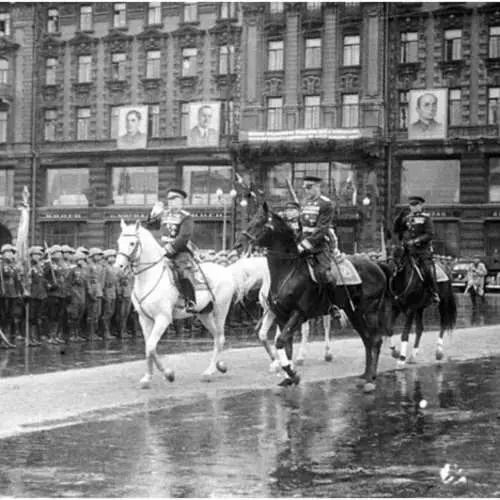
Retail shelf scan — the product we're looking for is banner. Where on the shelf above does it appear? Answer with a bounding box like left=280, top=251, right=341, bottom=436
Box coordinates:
left=117, top=106, right=149, bottom=150
left=408, top=89, right=448, bottom=140
left=187, top=101, right=221, bottom=147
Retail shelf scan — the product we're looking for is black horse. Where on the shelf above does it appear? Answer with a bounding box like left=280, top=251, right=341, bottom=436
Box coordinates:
left=238, top=203, right=389, bottom=393
left=382, top=244, right=457, bottom=366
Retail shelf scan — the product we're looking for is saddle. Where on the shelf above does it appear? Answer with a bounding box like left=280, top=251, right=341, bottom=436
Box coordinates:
left=305, top=252, right=362, bottom=286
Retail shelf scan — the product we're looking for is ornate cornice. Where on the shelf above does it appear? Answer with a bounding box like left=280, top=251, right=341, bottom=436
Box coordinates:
left=136, top=26, right=166, bottom=51
left=39, top=35, right=64, bottom=58
left=69, top=32, right=98, bottom=55
left=0, top=37, right=20, bottom=56
left=208, top=24, right=242, bottom=46
left=172, top=24, right=204, bottom=49
left=103, top=29, right=133, bottom=52
left=434, top=4, right=471, bottom=30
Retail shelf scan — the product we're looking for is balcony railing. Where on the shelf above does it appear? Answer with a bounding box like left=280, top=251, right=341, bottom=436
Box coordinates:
left=393, top=124, right=500, bottom=141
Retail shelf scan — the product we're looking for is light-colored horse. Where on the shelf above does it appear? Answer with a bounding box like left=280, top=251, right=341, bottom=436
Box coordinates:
left=230, top=256, right=335, bottom=370
left=115, top=220, right=242, bottom=388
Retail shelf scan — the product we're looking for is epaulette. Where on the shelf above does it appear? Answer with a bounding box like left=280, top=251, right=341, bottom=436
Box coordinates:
left=320, top=195, right=331, bottom=202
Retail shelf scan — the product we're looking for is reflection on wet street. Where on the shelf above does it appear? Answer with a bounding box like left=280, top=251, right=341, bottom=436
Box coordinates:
left=0, top=292, right=498, bottom=378
left=1, top=356, right=499, bottom=497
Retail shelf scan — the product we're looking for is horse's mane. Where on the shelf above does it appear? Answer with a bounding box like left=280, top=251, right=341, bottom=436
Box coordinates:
left=268, top=211, right=297, bottom=248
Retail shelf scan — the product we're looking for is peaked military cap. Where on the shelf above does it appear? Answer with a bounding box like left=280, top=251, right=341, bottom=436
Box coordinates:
left=103, top=249, right=117, bottom=258
left=302, top=176, right=322, bottom=183
left=408, top=196, right=425, bottom=205
left=88, top=247, right=103, bottom=257
left=167, top=188, right=188, bottom=199
left=76, top=246, right=89, bottom=255
left=0, top=243, right=16, bottom=253
left=285, top=201, right=300, bottom=210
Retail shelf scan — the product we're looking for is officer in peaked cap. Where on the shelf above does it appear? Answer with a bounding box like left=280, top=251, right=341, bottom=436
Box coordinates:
left=393, top=194, right=440, bottom=303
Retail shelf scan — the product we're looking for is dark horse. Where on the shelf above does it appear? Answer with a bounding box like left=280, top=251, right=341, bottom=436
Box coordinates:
left=238, top=203, right=389, bottom=393
left=381, top=244, right=457, bottom=366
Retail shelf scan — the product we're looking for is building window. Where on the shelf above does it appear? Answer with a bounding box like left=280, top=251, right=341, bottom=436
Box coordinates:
left=401, top=159, right=460, bottom=204
left=43, top=222, right=85, bottom=248
left=47, top=168, right=90, bottom=206
left=76, top=107, right=91, bottom=140
left=267, top=97, right=283, bottom=130
left=44, top=110, right=57, bottom=141
left=182, top=48, right=197, bottom=77
left=180, top=102, right=190, bottom=136
left=304, top=95, right=321, bottom=129
left=218, top=45, right=235, bottom=75
left=489, top=157, right=500, bottom=202
left=146, top=50, right=161, bottom=79
left=341, top=94, right=359, bottom=127
left=110, top=106, right=120, bottom=139
left=305, top=38, right=322, bottom=69
left=489, top=26, right=500, bottom=59
left=80, top=5, right=93, bottom=32
left=268, top=40, right=284, bottom=71
left=444, top=29, right=462, bottom=61
left=183, top=3, right=197, bottom=23
left=78, top=55, right=92, bottom=83
left=400, top=32, right=418, bottom=63
left=111, top=53, right=126, bottom=80
left=488, top=87, right=500, bottom=124
left=220, top=2, right=237, bottom=19
left=148, top=2, right=162, bottom=25
left=221, top=100, right=234, bottom=136
left=269, top=3, right=284, bottom=14
left=0, top=58, right=8, bottom=84
left=307, top=2, right=322, bottom=11
left=112, top=166, right=158, bottom=206
left=448, top=89, right=461, bottom=126
left=399, top=90, right=409, bottom=129
left=0, top=13, right=10, bottom=37
left=113, top=3, right=126, bottom=28
left=45, top=57, right=57, bottom=85
left=343, top=35, right=360, bottom=66
left=0, top=110, right=7, bottom=142
left=148, top=104, right=160, bottom=137
left=47, top=8, right=60, bottom=33
left=0, top=169, right=13, bottom=206
left=183, top=165, right=232, bottom=205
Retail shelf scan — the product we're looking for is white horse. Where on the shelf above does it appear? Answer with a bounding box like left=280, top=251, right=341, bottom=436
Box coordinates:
left=229, top=256, right=334, bottom=370
left=115, top=220, right=242, bottom=388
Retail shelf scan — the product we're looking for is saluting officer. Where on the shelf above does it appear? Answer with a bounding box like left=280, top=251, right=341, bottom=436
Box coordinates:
left=145, top=188, right=198, bottom=313
left=393, top=195, right=440, bottom=303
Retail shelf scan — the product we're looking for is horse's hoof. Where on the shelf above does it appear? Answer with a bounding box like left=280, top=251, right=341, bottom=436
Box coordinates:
left=295, top=357, right=305, bottom=366
left=201, top=372, right=214, bottom=382
left=436, top=346, right=444, bottom=361
left=363, top=382, right=376, bottom=393
left=356, top=378, right=366, bottom=388
left=216, top=361, right=228, bottom=373
left=396, top=360, right=405, bottom=370
left=324, top=352, right=333, bottom=362
left=269, top=360, right=281, bottom=374
left=139, top=376, right=151, bottom=389
left=164, top=369, right=175, bottom=383
left=391, top=348, right=400, bottom=359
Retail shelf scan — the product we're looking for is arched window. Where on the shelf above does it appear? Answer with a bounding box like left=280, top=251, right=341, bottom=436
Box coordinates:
left=0, top=59, right=8, bottom=84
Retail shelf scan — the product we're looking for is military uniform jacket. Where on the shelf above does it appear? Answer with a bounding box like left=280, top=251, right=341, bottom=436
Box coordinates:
left=146, top=208, right=194, bottom=256
left=43, top=261, right=65, bottom=297
left=67, top=265, right=88, bottom=304
left=299, top=195, right=335, bottom=251
left=29, top=263, right=48, bottom=300
left=103, top=264, right=119, bottom=301
left=0, top=261, right=23, bottom=298
left=87, top=262, right=105, bottom=299
left=117, top=270, right=133, bottom=299
left=393, top=208, right=434, bottom=253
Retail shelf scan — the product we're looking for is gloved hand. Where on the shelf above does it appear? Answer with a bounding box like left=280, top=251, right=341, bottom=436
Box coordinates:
left=407, top=239, right=417, bottom=248
left=151, top=201, right=164, bottom=217
left=297, top=243, right=307, bottom=254
left=164, top=243, right=175, bottom=258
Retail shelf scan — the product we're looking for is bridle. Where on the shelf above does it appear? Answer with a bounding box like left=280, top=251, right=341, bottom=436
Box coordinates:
left=117, top=231, right=164, bottom=275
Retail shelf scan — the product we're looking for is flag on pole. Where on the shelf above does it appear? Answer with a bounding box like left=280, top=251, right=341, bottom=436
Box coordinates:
left=380, top=224, right=387, bottom=261
left=16, top=186, right=30, bottom=348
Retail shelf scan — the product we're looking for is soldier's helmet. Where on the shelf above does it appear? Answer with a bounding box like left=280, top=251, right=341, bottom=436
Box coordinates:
left=88, top=247, right=104, bottom=258
left=61, top=244, right=75, bottom=254
left=0, top=243, right=16, bottom=254
left=49, top=244, right=63, bottom=255
left=29, top=245, right=44, bottom=257
left=76, top=246, right=89, bottom=256
left=103, top=249, right=117, bottom=258
left=74, top=251, right=87, bottom=262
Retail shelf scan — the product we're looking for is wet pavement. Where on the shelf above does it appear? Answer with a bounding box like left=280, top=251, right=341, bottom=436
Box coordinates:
left=0, top=292, right=497, bottom=378
left=1, top=356, right=500, bottom=497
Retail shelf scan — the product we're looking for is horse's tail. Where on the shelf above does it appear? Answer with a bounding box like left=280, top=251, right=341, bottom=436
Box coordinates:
left=229, top=261, right=265, bottom=304
left=376, top=261, right=395, bottom=335
left=439, top=281, right=457, bottom=332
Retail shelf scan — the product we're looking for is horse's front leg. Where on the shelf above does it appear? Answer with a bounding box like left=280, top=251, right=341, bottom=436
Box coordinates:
left=275, top=310, right=302, bottom=387
left=323, top=314, right=333, bottom=362
left=257, top=309, right=279, bottom=372
left=408, top=309, right=424, bottom=364
left=296, top=320, right=310, bottom=366
left=146, top=313, right=173, bottom=386
left=397, top=311, right=414, bottom=368
left=389, top=305, right=401, bottom=359
left=137, top=314, right=154, bottom=389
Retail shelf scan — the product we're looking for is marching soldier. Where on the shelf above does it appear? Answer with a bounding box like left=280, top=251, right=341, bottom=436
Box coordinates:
left=102, top=249, right=119, bottom=339
left=393, top=195, right=440, bottom=303
left=44, top=244, right=66, bottom=344
left=87, top=247, right=105, bottom=340
left=28, top=245, right=47, bottom=346
left=67, top=250, right=88, bottom=342
left=0, top=244, right=25, bottom=346
left=145, top=187, right=198, bottom=312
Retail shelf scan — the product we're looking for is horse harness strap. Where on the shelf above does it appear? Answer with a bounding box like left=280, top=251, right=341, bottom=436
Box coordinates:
left=132, top=260, right=168, bottom=322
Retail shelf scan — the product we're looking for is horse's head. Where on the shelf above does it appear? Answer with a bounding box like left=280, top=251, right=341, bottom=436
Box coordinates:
left=115, top=219, right=143, bottom=271
left=237, top=202, right=296, bottom=253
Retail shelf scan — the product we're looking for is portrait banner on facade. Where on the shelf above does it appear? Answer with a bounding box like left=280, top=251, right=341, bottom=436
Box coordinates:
left=117, top=106, right=148, bottom=150
left=187, top=101, right=221, bottom=148
left=408, top=88, right=448, bottom=140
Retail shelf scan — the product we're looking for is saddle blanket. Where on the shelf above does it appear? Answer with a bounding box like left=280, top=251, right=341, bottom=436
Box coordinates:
left=435, top=262, right=449, bottom=283
left=307, top=253, right=362, bottom=286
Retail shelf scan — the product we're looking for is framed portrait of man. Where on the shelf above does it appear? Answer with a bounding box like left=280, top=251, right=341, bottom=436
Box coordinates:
left=117, top=106, right=148, bottom=150
left=408, top=89, right=447, bottom=140
left=187, top=101, right=221, bottom=147
left=268, top=162, right=292, bottom=199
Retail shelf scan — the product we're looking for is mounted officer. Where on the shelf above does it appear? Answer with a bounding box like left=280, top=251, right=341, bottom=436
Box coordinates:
left=145, top=187, right=198, bottom=313
left=296, top=176, right=337, bottom=300
left=393, top=195, right=440, bottom=304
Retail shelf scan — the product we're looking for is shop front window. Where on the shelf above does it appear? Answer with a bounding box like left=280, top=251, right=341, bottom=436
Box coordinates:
left=401, top=159, right=460, bottom=204
left=331, top=162, right=357, bottom=207
left=0, top=169, right=13, bottom=206
left=47, top=168, right=90, bottom=206
left=42, top=222, right=85, bottom=248
left=183, top=165, right=232, bottom=205
left=112, top=166, right=158, bottom=206
left=489, top=157, right=500, bottom=202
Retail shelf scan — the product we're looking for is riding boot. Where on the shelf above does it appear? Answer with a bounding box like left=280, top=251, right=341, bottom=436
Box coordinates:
left=326, top=282, right=343, bottom=320
left=429, top=263, right=440, bottom=304
left=181, top=279, right=197, bottom=313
